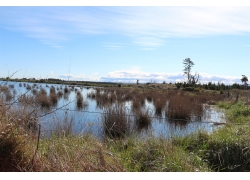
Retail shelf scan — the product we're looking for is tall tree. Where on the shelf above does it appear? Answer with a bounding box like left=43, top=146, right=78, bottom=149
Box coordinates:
left=183, top=58, right=194, bottom=81
left=183, top=58, right=199, bottom=85
left=241, top=75, right=248, bottom=89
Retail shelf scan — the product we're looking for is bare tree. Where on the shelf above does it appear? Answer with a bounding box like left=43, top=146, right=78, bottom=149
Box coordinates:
left=241, top=75, right=248, bottom=89
left=183, top=58, right=199, bottom=85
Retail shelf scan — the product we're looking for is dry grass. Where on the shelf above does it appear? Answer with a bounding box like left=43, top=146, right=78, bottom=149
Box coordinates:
left=102, top=103, right=132, bottom=139
left=134, top=109, right=152, bottom=130
left=0, top=93, right=124, bottom=172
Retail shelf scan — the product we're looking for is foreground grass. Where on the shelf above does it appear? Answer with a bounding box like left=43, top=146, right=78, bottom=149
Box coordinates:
left=173, top=101, right=250, bottom=171
left=1, top=97, right=250, bottom=171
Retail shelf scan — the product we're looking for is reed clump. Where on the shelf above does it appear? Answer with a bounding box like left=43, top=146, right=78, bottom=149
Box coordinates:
left=87, top=91, right=96, bottom=99
left=0, top=86, right=12, bottom=102
left=36, top=89, right=52, bottom=109
left=32, top=89, right=37, bottom=95
left=57, top=90, right=63, bottom=99
left=9, top=84, right=14, bottom=89
left=64, top=86, right=69, bottom=94
left=134, top=109, right=152, bottom=130
left=76, top=91, right=88, bottom=110
left=153, top=95, right=166, bottom=116
left=49, top=86, right=58, bottom=106
left=102, top=103, right=132, bottom=139
left=26, top=84, right=31, bottom=90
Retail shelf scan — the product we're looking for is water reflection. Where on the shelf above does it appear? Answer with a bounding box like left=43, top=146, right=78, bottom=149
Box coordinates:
left=1, top=81, right=226, bottom=139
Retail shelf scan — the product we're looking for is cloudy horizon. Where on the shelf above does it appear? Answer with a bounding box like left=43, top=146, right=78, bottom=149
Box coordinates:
left=1, top=5, right=250, bottom=84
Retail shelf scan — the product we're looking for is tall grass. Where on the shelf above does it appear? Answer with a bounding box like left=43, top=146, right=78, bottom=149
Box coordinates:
left=134, top=109, right=152, bottom=130
left=76, top=91, right=88, bottom=110
left=102, top=103, right=132, bottom=139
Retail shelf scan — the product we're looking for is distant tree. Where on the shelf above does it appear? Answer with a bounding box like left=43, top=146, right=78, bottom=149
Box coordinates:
left=241, top=75, right=248, bottom=89
left=136, top=79, right=139, bottom=85
left=183, top=58, right=199, bottom=85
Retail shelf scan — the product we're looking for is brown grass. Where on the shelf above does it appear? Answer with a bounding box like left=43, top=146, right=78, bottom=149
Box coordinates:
left=102, top=103, right=132, bottom=139
left=134, top=109, right=152, bottom=130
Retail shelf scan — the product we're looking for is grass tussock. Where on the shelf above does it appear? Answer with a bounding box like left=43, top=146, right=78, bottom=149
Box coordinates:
left=134, top=109, right=152, bottom=130
left=102, top=103, right=132, bottom=139
left=106, top=137, right=210, bottom=172
left=76, top=92, right=88, bottom=110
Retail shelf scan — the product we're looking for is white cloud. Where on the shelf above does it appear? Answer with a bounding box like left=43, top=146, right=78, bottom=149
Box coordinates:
left=102, top=42, right=124, bottom=50
left=59, top=72, right=100, bottom=81
left=133, top=37, right=165, bottom=49
left=100, top=69, right=243, bottom=84
left=57, top=68, right=243, bottom=85
left=2, top=7, right=250, bottom=48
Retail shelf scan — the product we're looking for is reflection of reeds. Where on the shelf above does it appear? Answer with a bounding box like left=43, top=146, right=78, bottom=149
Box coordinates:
left=102, top=103, right=131, bottom=139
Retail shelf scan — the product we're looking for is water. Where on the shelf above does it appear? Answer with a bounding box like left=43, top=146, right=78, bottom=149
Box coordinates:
left=0, top=81, right=226, bottom=139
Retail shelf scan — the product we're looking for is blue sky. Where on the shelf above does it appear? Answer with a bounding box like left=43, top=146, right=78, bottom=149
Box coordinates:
left=1, top=4, right=250, bottom=84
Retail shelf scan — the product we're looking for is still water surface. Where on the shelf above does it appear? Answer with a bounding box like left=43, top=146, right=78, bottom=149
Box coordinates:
left=1, top=81, right=226, bottom=139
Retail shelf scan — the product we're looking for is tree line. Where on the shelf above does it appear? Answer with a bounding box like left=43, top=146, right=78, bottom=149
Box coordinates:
left=178, top=58, right=249, bottom=91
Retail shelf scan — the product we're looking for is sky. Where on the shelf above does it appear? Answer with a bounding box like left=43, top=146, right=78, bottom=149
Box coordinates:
left=1, top=1, right=250, bottom=84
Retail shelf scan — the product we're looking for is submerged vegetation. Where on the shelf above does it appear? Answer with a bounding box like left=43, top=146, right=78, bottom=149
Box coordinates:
left=0, top=79, right=250, bottom=172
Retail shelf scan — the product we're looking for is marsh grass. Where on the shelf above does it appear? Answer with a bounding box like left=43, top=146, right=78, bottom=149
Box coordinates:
left=32, top=89, right=37, bottom=95
left=26, top=84, right=31, bottom=90
left=153, top=96, right=166, bottom=116
left=134, top=109, right=152, bottom=130
left=1, top=82, right=249, bottom=172
left=0, top=86, right=12, bottom=102
left=56, top=90, right=63, bottom=99
left=64, top=86, right=69, bottom=94
left=49, top=86, right=58, bottom=106
left=173, top=125, right=250, bottom=172
left=76, top=91, right=88, bottom=110
left=36, top=89, right=52, bottom=109
left=106, top=137, right=210, bottom=172
left=102, top=103, right=132, bottom=139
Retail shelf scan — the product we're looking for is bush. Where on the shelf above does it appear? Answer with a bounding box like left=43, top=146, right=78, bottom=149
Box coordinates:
left=183, top=87, right=194, bottom=91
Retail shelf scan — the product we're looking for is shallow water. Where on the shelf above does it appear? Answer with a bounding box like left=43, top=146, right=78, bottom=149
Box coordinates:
left=1, top=81, right=226, bottom=139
